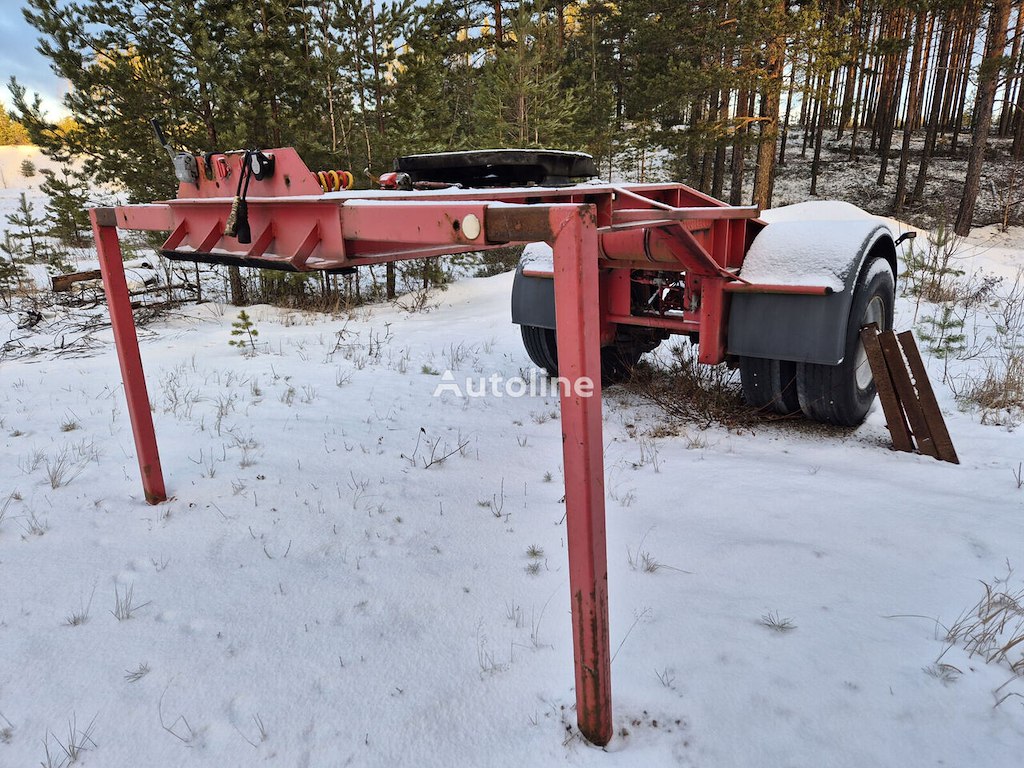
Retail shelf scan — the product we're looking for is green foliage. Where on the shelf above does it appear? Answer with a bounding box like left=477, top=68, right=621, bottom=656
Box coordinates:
left=0, top=237, right=27, bottom=307
left=228, top=310, right=260, bottom=352
left=40, top=164, right=92, bottom=247
left=19, top=159, right=36, bottom=178
left=470, top=6, right=582, bottom=148
left=5, top=192, right=49, bottom=263
left=919, top=304, right=967, bottom=360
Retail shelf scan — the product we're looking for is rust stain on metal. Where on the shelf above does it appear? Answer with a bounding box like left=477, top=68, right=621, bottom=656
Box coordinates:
left=94, top=207, right=117, bottom=227
left=484, top=206, right=554, bottom=243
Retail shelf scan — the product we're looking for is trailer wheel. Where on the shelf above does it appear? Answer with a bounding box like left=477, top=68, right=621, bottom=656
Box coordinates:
left=519, top=325, right=646, bottom=385
left=739, top=357, right=801, bottom=415
left=796, top=258, right=895, bottom=426
left=521, top=325, right=559, bottom=376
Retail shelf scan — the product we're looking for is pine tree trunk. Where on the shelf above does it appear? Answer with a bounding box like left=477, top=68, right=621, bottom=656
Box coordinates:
left=877, top=12, right=911, bottom=186
left=228, top=266, right=245, bottom=306
left=836, top=4, right=862, bottom=141
left=849, top=7, right=873, bottom=159
left=730, top=62, right=750, bottom=205
left=1013, top=55, right=1024, bottom=157
left=913, top=12, right=935, bottom=131
left=894, top=11, right=927, bottom=215
left=778, top=58, right=797, bottom=167
left=870, top=13, right=896, bottom=154
left=493, top=1, right=504, bottom=45
left=939, top=8, right=970, bottom=134
left=802, top=72, right=820, bottom=158
left=912, top=13, right=954, bottom=203
left=999, top=5, right=1024, bottom=136
left=955, top=0, right=1012, bottom=235
left=950, top=8, right=983, bottom=155
left=754, top=3, right=786, bottom=210
left=713, top=85, right=729, bottom=198
left=810, top=77, right=830, bottom=196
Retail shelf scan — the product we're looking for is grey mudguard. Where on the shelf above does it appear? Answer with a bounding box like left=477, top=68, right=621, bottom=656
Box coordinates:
left=511, top=263, right=557, bottom=329
left=727, top=221, right=897, bottom=364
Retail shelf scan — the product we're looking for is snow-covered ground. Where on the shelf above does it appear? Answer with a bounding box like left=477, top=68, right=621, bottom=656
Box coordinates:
left=2, top=157, right=1024, bottom=767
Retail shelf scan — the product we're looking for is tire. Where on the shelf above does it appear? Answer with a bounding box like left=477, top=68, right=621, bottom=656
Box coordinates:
left=519, top=325, right=645, bottom=385
left=521, top=325, right=559, bottom=375
left=739, top=357, right=801, bottom=415
left=796, top=258, right=895, bottom=426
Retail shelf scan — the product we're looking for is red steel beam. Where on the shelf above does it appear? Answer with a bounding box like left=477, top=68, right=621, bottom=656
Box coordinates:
left=91, top=208, right=167, bottom=505
left=549, top=205, right=613, bottom=746
left=486, top=203, right=613, bottom=743
left=114, top=204, right=174, bottom=231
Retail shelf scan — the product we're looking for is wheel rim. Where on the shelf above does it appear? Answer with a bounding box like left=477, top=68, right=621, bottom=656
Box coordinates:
left=854, top=295, right=886, bottom=391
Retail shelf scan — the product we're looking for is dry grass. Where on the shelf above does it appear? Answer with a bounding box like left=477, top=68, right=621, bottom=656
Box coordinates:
left=953, top=270, right=1024, bottom=421
left=63, top=587, right=96, bottom=627
left=41, top=713, right=97, bottom=767
left=124, top=662, right=151, bottom=683
left=624, top=343, right=757, bottom=429
left=760, top=611, right=797, bottom=632
left=112, top=583, right=150, bottom=621
left=940, top=564, right=1024, bottom=676
left=963, top=351, right=1024, bottom=417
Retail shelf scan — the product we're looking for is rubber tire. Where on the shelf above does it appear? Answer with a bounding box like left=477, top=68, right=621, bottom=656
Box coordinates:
left=739, top=357, right=801, bottom=415
left=519, top=325, right=643, bottom=385
left=796, top=258, right=895, bottom=426
left=521, top=325, right=559, bottom=376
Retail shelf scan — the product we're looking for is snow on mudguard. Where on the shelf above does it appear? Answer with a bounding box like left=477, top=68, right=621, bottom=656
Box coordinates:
left=728, top=217, right=897, bottom=365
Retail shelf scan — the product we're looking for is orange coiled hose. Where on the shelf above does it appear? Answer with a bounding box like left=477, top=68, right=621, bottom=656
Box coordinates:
left=316, top=169, right=355, bottom=192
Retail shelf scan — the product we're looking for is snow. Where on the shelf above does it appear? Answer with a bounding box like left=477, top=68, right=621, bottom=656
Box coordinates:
left=759, top=199, right=880, bottom=223
left=520, top=241, right=554, bottom=273
left=740, top=203, right=894, bottom=291
left=2, top=174, right=1024, bottom=766
left=0, top=146, right=66, bottom=190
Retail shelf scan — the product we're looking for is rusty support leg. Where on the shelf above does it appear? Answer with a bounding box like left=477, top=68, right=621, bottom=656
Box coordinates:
left=551, top=205, right=613, bottom=746
left=91, top=208, right=167, bottom=505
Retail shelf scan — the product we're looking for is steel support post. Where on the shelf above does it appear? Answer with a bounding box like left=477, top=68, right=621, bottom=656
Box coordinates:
left=550, top=205, right=613, bottom=746
left=90, top=208, right=167, bottom=505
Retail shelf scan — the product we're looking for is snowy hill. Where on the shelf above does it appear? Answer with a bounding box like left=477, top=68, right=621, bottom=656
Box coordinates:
left=0, top=145, right=63, bottom=191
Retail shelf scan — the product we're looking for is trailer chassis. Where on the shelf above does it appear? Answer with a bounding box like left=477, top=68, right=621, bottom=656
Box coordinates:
left=90, top=148, right=832, bottom=746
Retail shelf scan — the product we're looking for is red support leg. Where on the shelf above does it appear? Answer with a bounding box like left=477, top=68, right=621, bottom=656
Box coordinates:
left=91, top=208, right=167, bottom=505
left=550, top=205, right=613, bottom=746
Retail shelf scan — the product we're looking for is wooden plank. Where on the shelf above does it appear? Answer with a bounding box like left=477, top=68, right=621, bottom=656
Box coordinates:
left=860, top=325, right=914, bottom=453
left=51, top=269, right=102, bottom=292
left=877, top=330, right=939, bottom=459
left=897, top=331, right=960, bottom=464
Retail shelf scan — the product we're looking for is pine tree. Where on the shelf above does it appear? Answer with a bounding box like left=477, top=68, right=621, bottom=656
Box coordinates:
left=13, top=0, right=337, bottom=304
left=5, top=192, right=49, bottom=264
left=228, top=310, right=260, bottom=352
left=0, top=235, right=28, bottom=307
left=40, top=164, right=92, bottom=247
left=471, top=5, right=583, bottom=149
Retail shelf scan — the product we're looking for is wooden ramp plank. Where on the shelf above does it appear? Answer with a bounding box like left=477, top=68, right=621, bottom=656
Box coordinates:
left=876, top=330, right=940, bottom=459
left=897, top=331, right=960, bottom=465
left=860, top=325, right=914, bottom=453
left=51, top=269, right=102, bottom=292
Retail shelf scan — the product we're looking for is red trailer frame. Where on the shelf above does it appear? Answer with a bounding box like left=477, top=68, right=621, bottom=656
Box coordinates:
left=90, top=148, right=829, bottom=746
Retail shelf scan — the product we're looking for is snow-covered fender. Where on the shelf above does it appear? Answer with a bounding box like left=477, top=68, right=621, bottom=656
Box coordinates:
left=511, top=243, right=557, bottom=329
left=727, top=220, right=897, bottom=365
